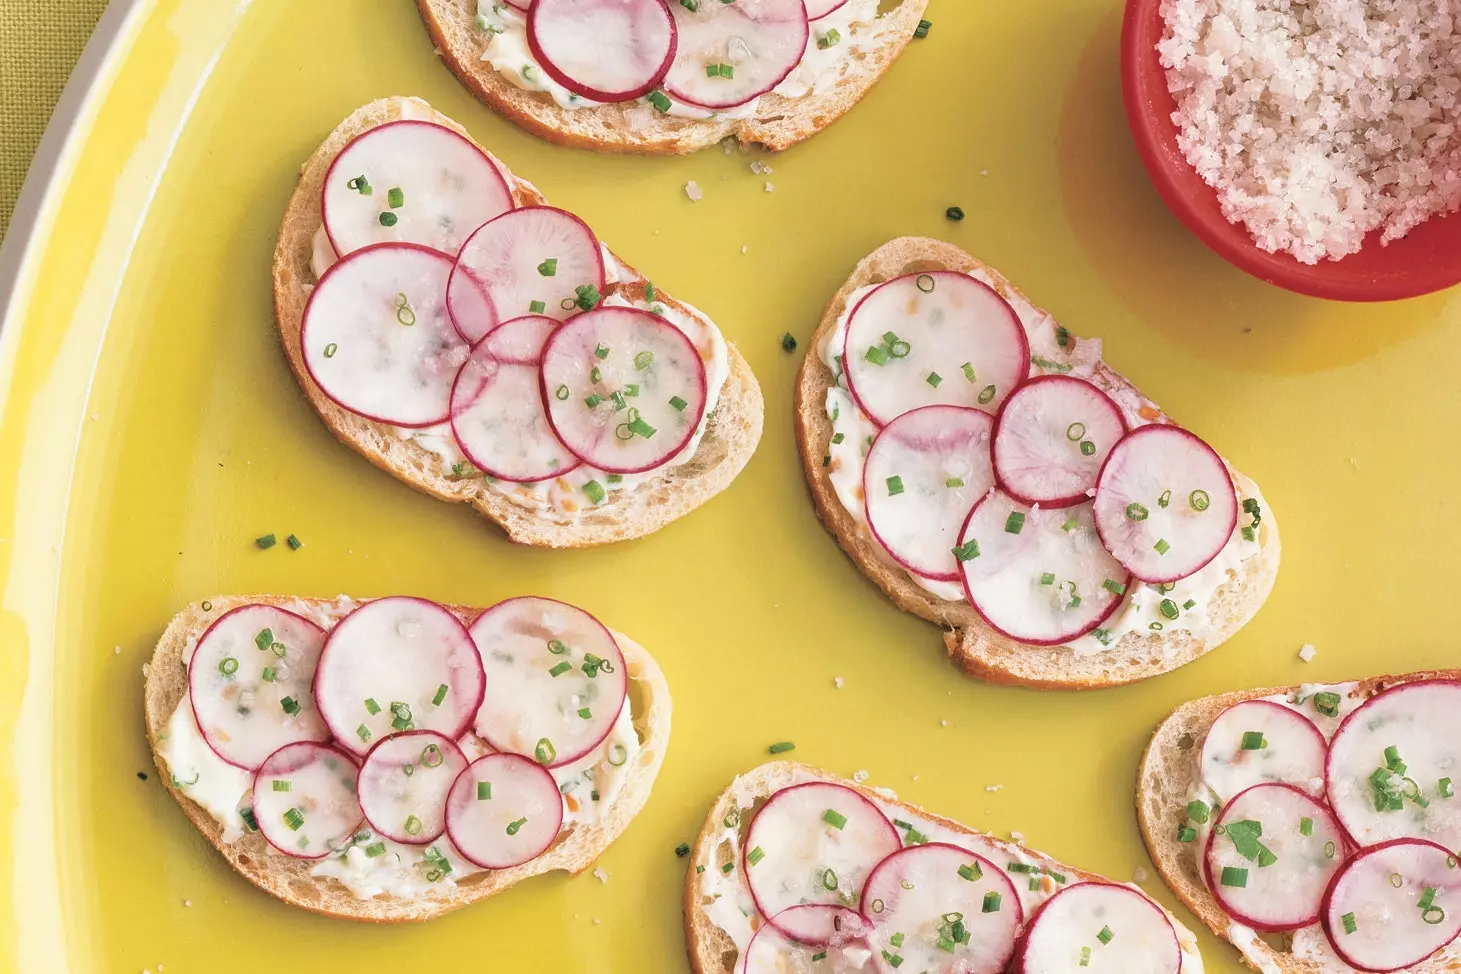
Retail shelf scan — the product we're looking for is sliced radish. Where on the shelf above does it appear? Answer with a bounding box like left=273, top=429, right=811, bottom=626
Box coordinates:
left=1013, top=883, right=1181, bottom=974
left=741, top=907, right=874, bottom=973
left=744, top=782, right=900, bottom=943
left=861, top=844, right=1023, bottom=974
left=1204, top=783, right=1347, bottom=932
left=449, top=316, right=580, bottom=483
left=1324, top=679, right=1461, bottom=851
left=843, top=272, right=1030, bottom=427
left=356, top=731, right=468, bottom=844
left=251, top=742, right=363, bottom=860
left=805, top=0, right=849, bottom=18
left=992, top=376, right=1127, bottom=508
left=664, top=0, right=809, bottom=110
left=1199, top=700, right=1330, bottom=802
left=445, top=753, right=565, bottom=870
left=188, top=604, right=330, bottom=770
left=468, top=597, right=627, bottom=768
left=527, top=0, right=677, bottom=102
left=312, top=597, right=485, bottom=757
left=957, top=494, right=1128, bottom=646
left=301, top=243, right=470, bottom=427
left=448, top=206, right=606, bottom=344
left=1321, top=838, right=1461, bottom=972
left=540, top=307, right=708, bottom=474
left=1092, top=425, right=1238, bottom=584
left=864, top=406, right=994, bottom=581
left=322, top=120, right=514, bottom=258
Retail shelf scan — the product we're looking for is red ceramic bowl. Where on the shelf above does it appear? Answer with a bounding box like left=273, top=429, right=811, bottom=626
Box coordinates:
left=1121, top=0, right=1461, bottom=302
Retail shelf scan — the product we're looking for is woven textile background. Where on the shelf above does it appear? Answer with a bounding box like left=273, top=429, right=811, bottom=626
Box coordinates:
left=0, top=1, right=111, bottom=239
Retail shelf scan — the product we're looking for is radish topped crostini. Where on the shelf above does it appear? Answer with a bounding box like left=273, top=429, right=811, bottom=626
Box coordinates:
left=795, top=237, right=1279, bottom=689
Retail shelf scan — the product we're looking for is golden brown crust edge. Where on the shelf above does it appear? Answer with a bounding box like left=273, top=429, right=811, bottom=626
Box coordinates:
left=792, top=237, right=1282, bottom=690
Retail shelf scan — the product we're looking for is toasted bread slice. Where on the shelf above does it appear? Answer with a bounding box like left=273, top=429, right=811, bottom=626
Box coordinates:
left=685, top=761, right=1204, bottom=973
left=273, top=97, right=764, bottom=548
left=1138, top=670, right=1461, bottom=974
left=143, top=595, right=672, bottom=923
left=793, top=237, right=1281, bottom=689
left=416, top=0, right=929, bottom=154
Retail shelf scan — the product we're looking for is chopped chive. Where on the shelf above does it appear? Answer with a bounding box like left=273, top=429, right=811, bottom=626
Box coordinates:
left=1241, top=526, right=1256, bottom=542
left=357, top=724, right=371, bottom=743
left=346, top=175, right=371, bottom=195
left=1032, top=355, right=1073, bottom=374
left=961, top=362, right=976, bottom=383
left=1061, top=517, right=1079, bottom=532
left=272, top=780, right=291, bottom=792
left=1220, top=866, right=1248, bottom=888
left=1312, top=691, right=1342, bottom=717
left=218, top=657, right=239, bottom=676
left=378, top=212, right=398, bottom=227
left=285, top=534, right=302, bottom=551
left=953, top=540, right=980, bottom=562
left=977, top=385, right=996, bottom=404
left=1125, top=503, right=1149, bottom=521
left=387, top=187, right=404, bottom=209
left=1341, top=912, right=1357, bottom=934
left=914, top=18, right=932, bottom=38
left=529, top=300, right=546, bottom=314
left=1040, top=572, right=1056, bottom=585
left=721, top=862, right=734, bottom=874
left=865, top=345, right=890, bottom=366
left=981, top=891, right=1001, bottom=913
left=926, top=371, right=943, bottom=387
left=432, top=684, right=448, bottom=706
left=261, top=666, right=276, bottom=682
left=1300, top=817, right=1314, bottom=836
left=364, top=697, right=381, bottom=715
left=1004, top=511, right=1026, bottom=534
left=648, top=89, right=672, bottom=113
left=1103, top=579, right=1126, bottom=596
left=1097, top=925, right=1114, bottom=945
left=281, top=696, right=301, bottom=716
left=363, top=842, right=386, bottom=858
left=1441, top=777, right=1454, bottom=798
left=1154, top=538, right=1171, bottom=555
left=1080, top=440, right=1096, bottom=456
left=1067, top=422, right=1087, bottom=441
left=549, top=661, right=572, bottom=678
left=1187, top=800, right=1210, bottom=824
left=958, top=862, right=982, bottom=882
left=478, top=781, right=492, bottom=801
left=577, top=707, right=592, bottom=719
left=537, top=258, right=558, bottom=277
left=255, top=534, right=277, bottom=549
left=886, top=475, right=905, bottom=496
left=822, top=809, right=848, bottom=830
left=821, top=868, right=839, bottom=890
left=1241, top=731, right=1266, bottom=750
left=945, top=477, right=964, bottom=488
left=283, top=808, right=305, bottom=831
left=1189, top=489, right=1210, bottom=511
left=1183, top=599, right=1197, bottom=610
left=768, top=741, right=796, bottom=754
left=945, top=205, right=964, bottom=221
left=506, top=817, right=527, bottom=836
left=1177, top=825, right=1197, bottom=843
left=1080, top=946, right=1092, bottom=967
left=915, top=274, right=935, bottom=293
left=583, top=480, right=606, bottom=505
left=1056, top=326, right=1071, bottom=347
left=747, top=846, right=765, bottom=866
left=534, top=738, right=556, bottom=765
left=674, top=842, right=690, bottom=857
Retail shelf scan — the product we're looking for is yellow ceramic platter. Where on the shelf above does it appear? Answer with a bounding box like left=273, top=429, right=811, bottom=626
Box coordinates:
left=2, top=1, right=1460, bottom=971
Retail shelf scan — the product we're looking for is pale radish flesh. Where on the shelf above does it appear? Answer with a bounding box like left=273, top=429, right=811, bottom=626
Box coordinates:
left=189, top=604, right=330, bottom=770
left=744, top=782, right=901, bottom=943
left=1321, top=838, right=1461, bottom=972
left=1324, top=680, right=1461, bottom=851
left=992, top=376, right=1127, bottom=508
left=527, top=0, right=677, bottom=102
left=741, top=907, right=873, bottom=973
left=468, top=597, right=627, bottom=768
left=445, top=752, right=564, bottom=870
left=322, top=120, right=513, bottom=257
left=1013, top=882, right=1181, bottom=974
left=301, top=243, right=470, bottom=427
left=312, top=597, right=485, bottom=757
left=1204, top=783, right=1347, bottom=931
left=863, top=405, right=995, bottom=581
left=805, top=0, right=849, bottom=17
left=356, top=730, right=467, bottom=844
left=540, top=307, right=708, bottom=474
left=448, top=206, right=606, bottom=343
left=449, top=315, right=580, bottom=483
left=860, top=843, right=1023, bottom=974
left=1199, top=700, right=1330, bottom=802
left=843, top=272, right=1030, bottom=427
left=957, top=494, right=1128, bottom=645
left=251, top=742, right=363, bottom=860
left=1093, top=425, right=1238, bottom=583
left=663, top=0, right=810, bottom=109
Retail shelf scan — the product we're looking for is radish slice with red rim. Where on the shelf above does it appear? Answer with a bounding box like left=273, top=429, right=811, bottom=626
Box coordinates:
left=445, top=752, right=565, bottom=870
left=1093, top=425, right=1238, bottom=583
left=744, top=782, right=900, bottom=942
left=864, top=405, right=994, bottom=581
left=861, top=844, right=1023, bottom=974
left=312, top=597, right=485, bottom=757
left=1320, top=838, right=1461, bottom=972
left=449, top=315, right=580, bottom=483
left=1199, top=700, right=1330, bottom=802
left=741, top=907, right=873, bottom=972
left=540, top=307, right=708, bottom=474
left=843, top=272, right=1030, bottom=427
left=527, top=0, right=677, bottom=103
left=992, top=376, right=1127, bottom=508
left=663, top=0, right=810, bottom=110
left=1012, top=882, right=1181, bottom=974
left=805, top=0, right=849, bottom=18
left=448, top=206, right=607, bottom=344
left=469, top=597, right=628, bottom=768
left=189, top=604, right=330, bottom=770
left=1324, top=679, right=1461, bottom=851
left=251, top=742, right=363, bottom=860
left=957, top=494, right=1128, bottom=646
left=1204, top=783, right=1347, bottom=932
left=356, top=730, right=468, bottom=844
left=301, top=243, right=470, bottom=427
left=322, top=120, right=514, bottom=258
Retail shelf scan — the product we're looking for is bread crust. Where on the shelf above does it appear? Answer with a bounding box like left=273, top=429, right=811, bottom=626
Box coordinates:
left=1137, top=670, right=1461, bottom=974
left=143, top=595, right=672, bottom=923
left=416, top=0, right=930, bottom=154
left=272, top=97, right=764, bottom=549
left=792, top=237, right=1282, bottom=689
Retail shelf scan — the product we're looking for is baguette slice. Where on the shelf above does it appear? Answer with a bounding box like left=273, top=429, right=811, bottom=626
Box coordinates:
left=793, top=237, right=1282, bottom=689
left=416, top=0, right=929, bottom=154
left=143, top=595, right=672, bottom=923
left=685, top=760, right=1204, bottom=973
left=1137, top=669, right=1461, bottom=974
left=273, top=97, right=764, bottom=548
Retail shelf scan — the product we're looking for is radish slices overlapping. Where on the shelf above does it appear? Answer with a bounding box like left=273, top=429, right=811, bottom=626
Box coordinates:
left=186, top=595, right=635, bottom=874
left=837, top=270, right=1248, bottom=646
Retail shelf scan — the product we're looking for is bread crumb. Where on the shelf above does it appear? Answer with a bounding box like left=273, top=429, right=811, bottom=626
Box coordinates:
left=852, top=769, right=869, bottom=783
left=939, top=719, right=948, bottom=727
left=592, top=917, right=601, bottom=925
left=911, top=774, right=919, bottom=781
left=113, top=646, right=121, bottom=655
left=1133, top=866, right=1150, bottom=883
left=684, top=181, right=703, bottom=202
left=740, top=245, right=749, bottom=255
left=979, top=169, right=989, bottom=176
left=592, top=867, right=608, bottom=883
left=833, top=676, right=844, bottom=689
left=183, top=899, right=191, bottom=907
left=1298, top=643, right=1317, bottom=662
left=986, top=784, right=1003, bottom=793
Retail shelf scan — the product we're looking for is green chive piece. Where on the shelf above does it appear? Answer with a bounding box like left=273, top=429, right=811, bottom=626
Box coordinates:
left=1056, top=326, right=1071, bottom=347
left=1154, top=538, right=1171, bottom=555
left=1186, top=800, right=1210, bottom=824
left=768, top=741, right=796, bottom=754
left=378, top=212, right=398, bottom=227
left=347, top=175, right=371, bottom=195
left=1080, top=440, right=1097, bottom=456
left=945, top=477, right=964, bottom=488
left=1241, top=526, right=1256, bottom=542
left=978, top=385, right=997, bottom=404
left=1220, top=866, right=1248, bottom=888
left=1125, top=503, right=1149, bottom=521
left=283, top=808, right=305, bottom=831
left=1241, top=731, right=1267, bottom=750
left=218, top=657, right=239, bottom=676
left=865, top=345, right=890, bottom=366
left=1067, top=422, right=1086, bottom=441
left=357, top=724, right=371, bottom=743
left=958, top=862, right=982, bottom=882
left=1441, top=777, right=1454, bottom=798
left=914, top=18, right=932, bottom=38
left=255, top=534, right=277, bottom=549
left=549, top=661, right=572, bottom=678
left=721, top=862, right=734, bottom=874
left=674, top=842, right=690, bottom=857
left=1341, top=912, right=1357, bottom=934
left=1061, top=517, right=1079, bottom=532
left=537, top=258, right=558, bottom=277
left=981, top=891, right=1001, bottom=913
left=1300, top=817, right=1314, bottom=836
left=281, top=696, right=301, bottom=716
left=477, top=781, right=492, bottom=801
left=926, top=371, right=943, bottom=387
left=323, top=342, right=338, bottom=359
left=1160, top=598, right=1179, bottom=620
left=363, top=842, right=386, bottom=857
left=886, top=475, right=905, bottom=496
left=1189, top=489, right=1211, bottom=511
left=1040, top=572, right=1056, bottom=585
left=387, top=187, right=404, bottom=209
left=822, top=809, right=849, bottom=830
left=432, top=684, right=448, bottom=706
left=1079, top=946, right=1092, bottom=967
left=506, top=817, right=528, bottom=836
left=648, top=90, right=672, bottom=113
left=1177, top=825, right=1197, bottom=843
left=364, top=698, right=381, bottom=715
left=1313, top=691, right=1342, bottom=717
left=747, top=846, right=765, bottom=866
left=1005, top=511, right=1026, bottom=534
left=577, top=707, right=592, bottom=720
left=1103, top=579, right=1126, bottom=596
left=534, top=738, right=557, bottom=765
left=945, top=205, right=964, bottom=221
left=583, top=480, right=606, bottom=505
left=272, top=780, right=291, bottom=792
left=529, top=300, right=546, bottom=314
left=1097, top=926, right=1114, bottom=945
left=961, top=362, right=976, bottom=383
left=1183, top=599, right=1197, bottom=610
left=953, top=540, right=980, bottom=562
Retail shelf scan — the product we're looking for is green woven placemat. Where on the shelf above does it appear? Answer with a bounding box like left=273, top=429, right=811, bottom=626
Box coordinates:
left=0, top=0, right=112, bottom=240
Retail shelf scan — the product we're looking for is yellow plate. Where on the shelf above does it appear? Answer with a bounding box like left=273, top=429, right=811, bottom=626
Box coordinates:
left=2, top=1, right=1460, bottom=970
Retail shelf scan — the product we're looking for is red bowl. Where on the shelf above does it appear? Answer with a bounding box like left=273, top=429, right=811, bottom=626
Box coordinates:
left=1120, top=0, right=1461, bottom=302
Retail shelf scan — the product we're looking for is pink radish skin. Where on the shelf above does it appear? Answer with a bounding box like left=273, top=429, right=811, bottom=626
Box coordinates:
left=1199, top=700, right=1330, bottom=802
left=664, top=0, right=810, bottom=110
left=1320, top=838, right=1461, bottom=972
left=992, top=375, right=1128, bottom=508
left=805, top=0, right=850, bottom=17
left=740, top=906, right=873, bottom=973
left=527, top=0, right=678, bottom=103
left=357, top=730, right=468, bottom=845
left=251, top=742, right=363, bottom=861
left=1012, top=882, right=1181, bottom=974
left=446, top=752, right=565, bottom=870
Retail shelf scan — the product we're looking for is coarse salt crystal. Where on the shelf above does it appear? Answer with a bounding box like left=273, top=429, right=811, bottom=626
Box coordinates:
left=1298, top=643, right=1317, bottom=662
left=684, top=181, right=703, bottom=202
left=852, top=769, right=869, bottom=783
